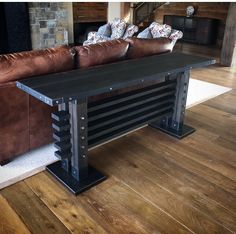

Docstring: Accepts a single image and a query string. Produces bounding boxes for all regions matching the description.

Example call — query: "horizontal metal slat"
[52,120,70,132]
[51,111,70,121]
[88,80,176,112]
[88,89,175,122]
[54,141,71,151]
[88,105,173,141]
[88,109,173,148]
[88,98,174,132]
[55,150,72,160]
[53,131,71,142]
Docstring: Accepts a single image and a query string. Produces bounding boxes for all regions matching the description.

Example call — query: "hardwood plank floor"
[0,195,30,234]
[1,46,236,234]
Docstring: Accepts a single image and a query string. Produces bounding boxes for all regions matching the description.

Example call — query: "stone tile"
[35,9,46,20]
[39,28,49,34]
[28,7,35,13]
[45,38,56,48]
[29,2,39,8]
[43,33,49,39]
[29,13,36,24]
[39,20,47,28]
[40,2,50,8]
[47,20,57,28]
[57,2,64,9]
[55,10,68,19]
[46,11,55,20]
[49,27,55,34]
[31,26,39,34]
[55,29,65,44]
[56,19,68,28]
[50,3,58,11]
[40,39,47,48]
[31,34,40,49]
[48,34,55,39]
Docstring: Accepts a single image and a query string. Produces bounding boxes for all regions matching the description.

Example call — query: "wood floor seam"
[115,177,196,234]
[22,180,74,234]
[108,144,236,233]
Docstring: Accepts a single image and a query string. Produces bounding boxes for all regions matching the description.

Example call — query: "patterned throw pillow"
[83,34,112,45]
[110,18,127,39]
[123,24,139,39]
[149,22,172,38]
[97,23,112,37]
[87,31,97,41]
[137,27,153,39]
[169,29,183,41]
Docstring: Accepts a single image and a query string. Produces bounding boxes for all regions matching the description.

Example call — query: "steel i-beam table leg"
[150,70,195,139]
[47,98,106,195]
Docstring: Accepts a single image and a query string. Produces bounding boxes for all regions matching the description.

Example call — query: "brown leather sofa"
[0,37,174,165]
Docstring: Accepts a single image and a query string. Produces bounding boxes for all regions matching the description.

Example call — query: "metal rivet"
[81,136,85,140]
[81,146,85,149]
[56,101,59,104]
[83,155,86,158]
[81,117,85,120]
[81,126,85,130]
[69,97,72,100]
[109,87,113,91]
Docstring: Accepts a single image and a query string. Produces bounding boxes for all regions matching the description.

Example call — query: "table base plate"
[150,123,195,139]
[46,161,106,195]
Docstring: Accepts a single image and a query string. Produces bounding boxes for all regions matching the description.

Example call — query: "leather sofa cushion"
[0,45,75,84]
[0,82,29,163]
[125,37,174,59]
[29,96,56,150]
[74,39,129,68]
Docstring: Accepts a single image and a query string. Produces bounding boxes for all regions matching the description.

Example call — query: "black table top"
[16,52,215,106]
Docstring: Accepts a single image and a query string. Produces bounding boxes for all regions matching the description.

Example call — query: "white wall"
[108,2,121,22]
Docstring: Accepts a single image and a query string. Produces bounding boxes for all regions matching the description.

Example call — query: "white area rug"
[0,78,232,190]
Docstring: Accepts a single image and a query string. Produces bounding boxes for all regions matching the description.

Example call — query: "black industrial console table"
[17,52,215,195]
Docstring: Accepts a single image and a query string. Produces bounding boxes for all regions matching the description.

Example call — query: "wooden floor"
[1,45,236,234]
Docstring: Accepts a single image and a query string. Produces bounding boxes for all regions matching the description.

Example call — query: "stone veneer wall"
[29,2,70,49]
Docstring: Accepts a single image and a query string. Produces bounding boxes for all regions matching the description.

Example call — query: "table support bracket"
[150,71,195,138]
[47,98,106,195]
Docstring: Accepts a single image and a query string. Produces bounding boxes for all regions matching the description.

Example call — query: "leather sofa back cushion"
[74,39,129,68]
[125,37,174,59]
[0,45,75,84]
